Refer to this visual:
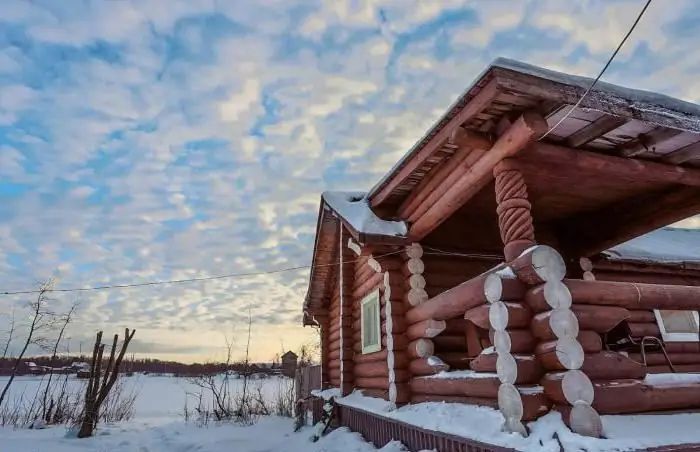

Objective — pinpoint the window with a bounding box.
[654,309,700,342]
[361,290,381,354]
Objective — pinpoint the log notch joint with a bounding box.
[494,160,535,262]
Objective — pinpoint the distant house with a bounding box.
[281,351,298,378]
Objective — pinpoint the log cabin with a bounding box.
[302,58,700,442]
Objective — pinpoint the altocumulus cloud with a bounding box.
[0,0,699,362]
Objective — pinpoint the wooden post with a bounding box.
[493,159,536,262]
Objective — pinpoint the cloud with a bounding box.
[1,0,699,362]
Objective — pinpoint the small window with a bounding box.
[654,309,700,342]
[361,290,381,354]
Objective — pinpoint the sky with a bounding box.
[1,0,700,363]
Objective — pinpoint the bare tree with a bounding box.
[78,328,136,438]
[0,279,55,409]
[1,307,15,359]
[42,300,79,422]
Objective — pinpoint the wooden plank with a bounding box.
[521,143,700,188]
[369,79,501,207]
[619,127,684,158]
[566,115,628,148]
[558,186,700,258]
[661,140,700,165]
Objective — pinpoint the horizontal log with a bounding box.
[560,279,700,310]
[437,352,473,370]
[628,310,656,323]
[407,339,434,359]
[535,338,584,370]
[352,272,383,298]
[329,347,353,361]
[592,379,700,414]
[406,319,447,340]
[510,245,566,285]
[352,336,409,353]
[405,274,493,324]
[329,326,353,343]
[577,331,603,354]
[629,352,700,366]
[464,302,532,330]
[532,306,630,341]
[328,358,353,369]
[628,322,661,338]
[581,352,647,380]
[409,357,450,376]
[444,319,470,335]
[432,335,467,351]
[354,361,408,378]
[470,353,543,384]
[328,368,353,380]
[410,374,500,398]
[355,377,392,390]
[489,329,536,354]
[355,386,411,404]
[354,350,409,368]
[663,342,700,354]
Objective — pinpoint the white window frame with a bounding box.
[360,289,382,354]
[653,309,700,342]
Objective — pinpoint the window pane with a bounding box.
[660,310,698,334]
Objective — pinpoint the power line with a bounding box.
[0,249,406,296]
[541,0,653,139]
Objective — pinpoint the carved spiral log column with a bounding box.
[494,160,536,262]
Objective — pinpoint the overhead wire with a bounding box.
[540,0,653,139]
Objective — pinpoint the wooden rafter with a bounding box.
[556,186,700,258]
[661,140,700,165]
[520,143,700,188]
[369,79,501,208]
[566,115,628,148]
[618,127,683,158]
[408,111,548,241]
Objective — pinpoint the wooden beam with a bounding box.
[661,140,700,165]
[566,115,627,148]
[520,142,700,187]
[369,79,501,208]
[619,127,683,158]
[398,129,492,219]
[409,111,548,241]
[556,186,700,258]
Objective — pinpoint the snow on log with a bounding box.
[432,335,467,351]
[470,353,542,384]
[510,245,566,285]
[531,309,579,341]
[409,357,450,376]
[405,274,493,324]
[628,322,661,337]
[410,374,500,398]
[556,279,700,310]
[541,371,594,405]
[407,339,435,359]
[490,329,536,354]
[406,319,447,340]
[524,281,572,313]
[535,338,585,370]
[359,386,411,404]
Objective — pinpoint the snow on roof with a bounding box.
[493,58,700,127]
[322,191,407,238]
[603,227,700,264]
